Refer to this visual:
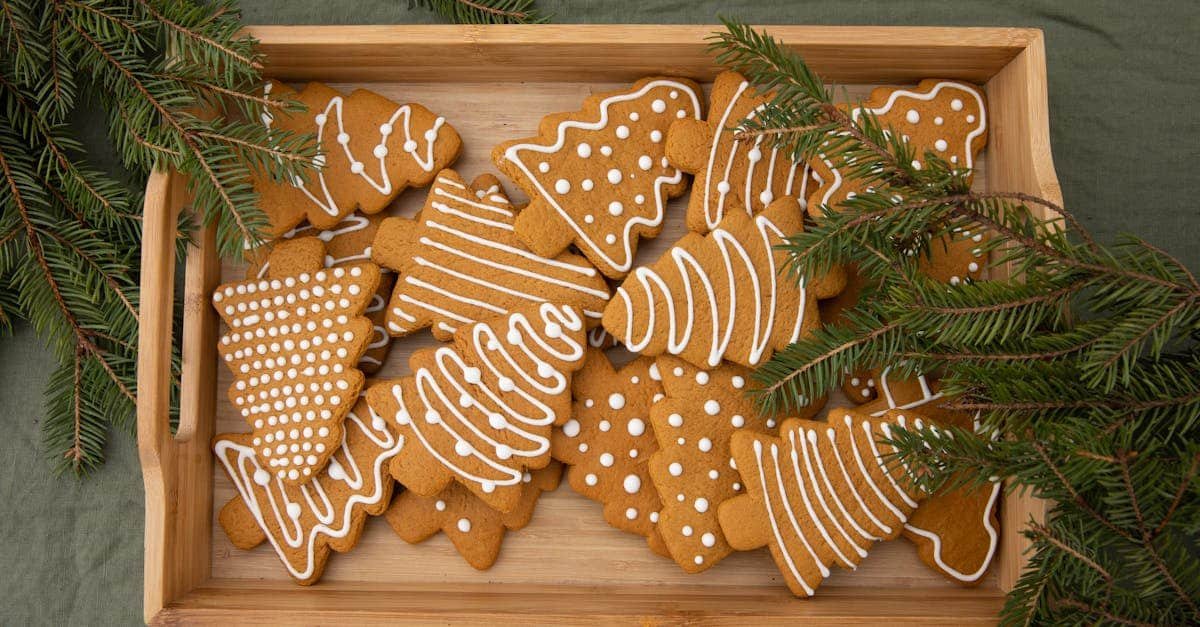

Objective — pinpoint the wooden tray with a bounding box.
[137,25,1061,624]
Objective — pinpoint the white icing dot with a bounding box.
[403,140,417,152]
[694,498,709,513]
[701,532,716,547]
[747,147,762,163]
[934,116,944,125]
[336,132,349,145]
[650,130,663,143]
[286,503,302,519]
[600,453,614,467]
[906,109,920,124]
[607,169,622,184]
[495,444,513,460]
[253,469,270,485]
[608,201,623,216]
[581,179,594,191]
[912,160,922,170]
[708,470,719,480]
[488,413,507,429]
[967,114,977,123]
[698,438,713,453]
[627,418,646,437]
[600,145,613,156]
[638,155,653,171]
[625,508,638,520]
[652,99,666,113]
[635,194,645,204]
[605,234,617,245]
[950,276,962,286]
[373,145,388,159]
[676,110,687,118]
[759,190,774,205]
[599,420,611,432]
[716,181,730,194]
[704,400,720,415]
[555,179,571,194]
[935,139,949,152]
[650,512,659,523]
[457,518,471,533]
[562,419,581,437]
[731,415,745,428]
[538,162,550,173]
[623,474,641,494]
[585,473,598,486]
[435,500,446,511]
[379,123,392,134]
[577,143,592,158]
[584,214,595,224]
[463,367,482,384]
[608,393,625,410]
[629,111,640,121]
[673,367,684,377]
[969,261,980,273]
[454,440,473,457]
[668,462,683,476]
[951,98,964,111]
[615,125,630,139]
[681,525,693,537]
[668,413,684,427]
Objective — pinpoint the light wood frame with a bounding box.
[137,25,1059,624]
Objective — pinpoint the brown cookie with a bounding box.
[255,80,461,235]
[718,409,927,597]
[552,350,664,543]
[666,70,818,233]
[385,461,562,570]
[214,260,381,483]
[603,196,846,369]
[494,77,704,279]
[365,303,587,513]
[372,170,611,341]
[647,355,825,572]
[214,393,402,584]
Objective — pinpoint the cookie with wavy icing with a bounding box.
[493,77,703,279]
[214,260,381,483]
[666,71,819,233]
[552,350,664,545]
[365,303,587,513]
[214,393,403,584]
[372,170,611,341]
[385,461,562,570]
[602,196,845,369]
[247,216,396,374]
[647,355,824,573]
[718,408,928,597]
[254,80,461,236]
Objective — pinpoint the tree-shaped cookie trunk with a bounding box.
[246,221,397,374]
[365,303,587,513]
[647,355,825,572]
[255,81,462,235]
[666,70,819,234]
[493,77,703,279]
[603,196,846,369]
[385,461,562,570]
[718,409,928,597]
[214,393,403,585]
[372,170,610,341]
[552,350,665,547]
[214,260,381,483]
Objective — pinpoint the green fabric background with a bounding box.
[2,1,1196,624]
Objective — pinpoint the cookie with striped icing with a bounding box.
[372,170,610,341]
[493,76,703,279]
[254,81,461,236]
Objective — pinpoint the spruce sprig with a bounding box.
[714,19,1200,625]
[409,0,547,24]
[0,0,317,475]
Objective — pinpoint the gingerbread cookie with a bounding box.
[494,77,703,279]
[603,196,845,369]
[647,355,825,572]
[552,350,664,543]
[372,170,611,340]
[385,461,562,570]
[365,303,587,512]
[718,409,927,597]
[214,260,382,483]
[214,393,403,584]
[666,71,818,233]
[247,220,397,374]
[255,81,461,235]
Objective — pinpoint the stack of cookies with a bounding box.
[211,73,999,595]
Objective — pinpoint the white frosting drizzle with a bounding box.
[213,406,403,580]
[792,429,869,558]
[502,80,702,272]
[751,438,813,596]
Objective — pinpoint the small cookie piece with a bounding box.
[666,71,818,233]
[366,303,587,512]
[255,80,461,235]
[494,77,703,279]
[373,170,610,340]
[214,394,403,584]
[385,461,562,570]
[841,370,879,404]
[647,356,825,572]
[603,196,845,369]
[718,410,927,597]
[552,350,664,542]
[214,261,381,483]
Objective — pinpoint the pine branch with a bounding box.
[410,0,547,24]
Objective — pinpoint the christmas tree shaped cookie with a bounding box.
[385,461,562,570]
[372,170,611,340]
[365,303,587,512]
[255,81,462,236]
[603,196,845,369]
[552,350,665,543]
[214,259,381,483]
[718,409,928,597]
[666,71,818,233]
[214,394,403,584]
[647,356,825,572]
[493,77,703,279]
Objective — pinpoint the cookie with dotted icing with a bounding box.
[647,355,825,573]
[372,170,611,341]
[666,71,818,234]
[552,350,664,544]
[214,261,382,483]
[365,303,587,513]
[247,219,397,374]
[214,393,403,584]
[385,461,562,570]
[603,196,845,369]
[718,408,928,597]
[493,77,703,279]
[255,80,462,236]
